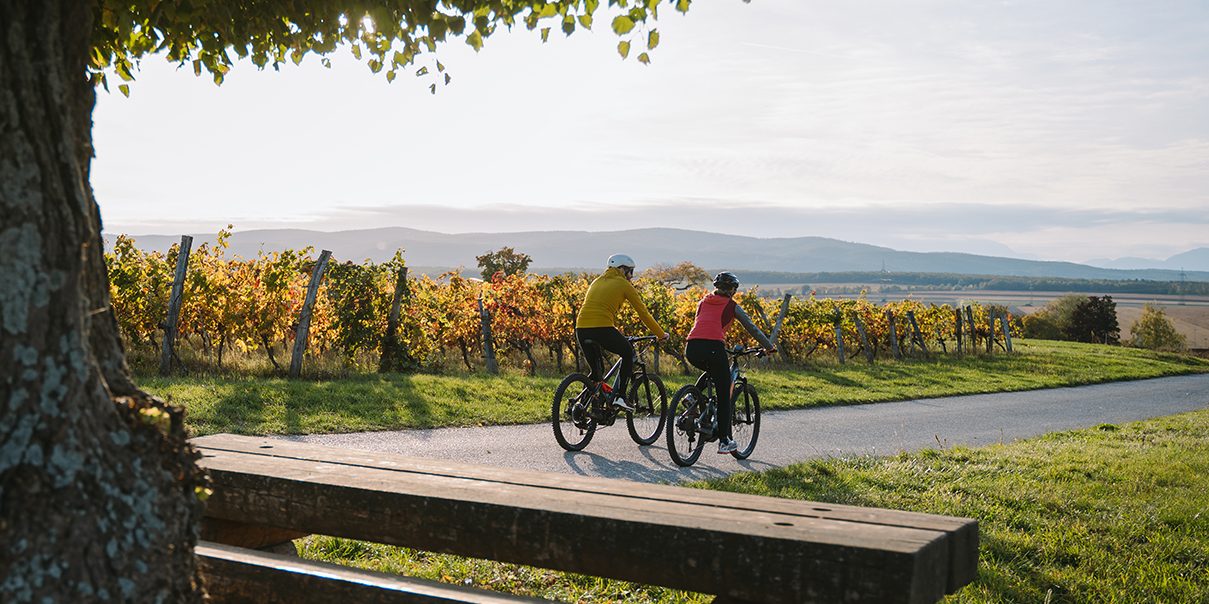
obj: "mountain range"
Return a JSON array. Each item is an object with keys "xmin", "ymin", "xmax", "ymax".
[
  {"xmin": 1086, "ymin": 248, "xmax": 1209, "ymax": 272},
  {"xmin": 104, "ymin": 227, "xmax": 1209, "ymax": 283}
]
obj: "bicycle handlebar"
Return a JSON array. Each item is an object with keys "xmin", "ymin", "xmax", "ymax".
[
  {"xmin": 627, "ymin": 335, "xmax": 660, "ymax": 343},
  {"xmin": 728, "ymin": 346, "xmax": 767, "ymax": 358}
]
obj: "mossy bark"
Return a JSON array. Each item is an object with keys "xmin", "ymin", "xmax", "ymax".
[{"xmin": 0, "ymin": 2, "xmax": 207, "ymax": 600}]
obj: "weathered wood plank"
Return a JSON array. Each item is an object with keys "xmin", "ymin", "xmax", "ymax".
[
  {"xmin": 197, "ymin": 541, "xmax": 542, "ymax": 603},
  {"xmin": 193, "ymin": 435, "xmax": 977, "ymax": 602}
]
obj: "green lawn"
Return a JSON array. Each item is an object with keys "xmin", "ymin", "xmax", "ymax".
[
  {"xmin": 140, "ymin": 340, "xmax": 1208, "ymax": 436},
  {"xmin": 299, "ymin": 408, "xmax": 1209, "ymax": 603}
]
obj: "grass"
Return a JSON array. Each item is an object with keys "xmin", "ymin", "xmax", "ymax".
[
  {"xmin": 297, "ymin": 408, "xmax": 1209, "ymax": 603},
  {"xmin": 140, "ymin": 339, "xmax": 1209, "ymax": 436}
]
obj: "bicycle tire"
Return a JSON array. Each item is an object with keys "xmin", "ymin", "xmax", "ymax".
[
  {"xmin": 626, "ymin": 373, "xmax": 667, "ymax": 446},
  {"xmin": 666, "ymin": 384, "xmax": 706, "ymax": 467},
  {"xmin": 552, "ymin": 373, "xmax": 596, "ymax": 451},
  {"xmin": 730, "ymin": 382, "xmax": 760, "ymax": 460}
]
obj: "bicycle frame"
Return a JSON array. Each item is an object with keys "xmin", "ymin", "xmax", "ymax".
[{"xmin": 584, "ymin": 335, "xmax": 657, "ymax": 393}]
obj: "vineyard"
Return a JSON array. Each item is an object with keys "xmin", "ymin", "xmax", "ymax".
[{"xmin": 106, "ymin": 232, "xmax": 1019, "ymax": 376}]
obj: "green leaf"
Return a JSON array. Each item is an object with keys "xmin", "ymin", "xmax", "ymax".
[
  {"xmin": 429, "ymin": 83, "xmax": 437, "ymax": 95},
  {"xmin": 611, "ymin": 15, "xmax": 635, "ymax": 35},
  {"xmin": 467, "ymin": 30, "xmax": 484, "ymax": 51},
  {"xmin": 416, "ymin": 65, "xmax": 429, "ymax": 76},
  {"xmin": 386, "ymin": 70, "xmax": 396, "ymax": 83},
  {"xmin": 368, "ymin": 59, "xmax": 382, "ymax": 73},
  {"xmin": 578, "ymin": 14, "xmax": 593, "ymax": 29},
  {"xmin": 617, "ymin": 40, "xmax": 631, "ymax": 59},
  {"xmin": 115, "ymin": 60, "xmax": 134, "ymax": 81},
  {"xmin": 351, "ymin": 44, "xmax": 362, "ymax": 60},
  {"xmin": 118, "ymin": 84, "xmax": 130, "ymax": 97},
  {"xmin": 586, "ymin": 0, "xmax": 600, "ymax": 14},
  {"xmin": 675, "ymin": 0, "xmax": 691, "ymax": 13},
  {"xmin": 541, "ymin": 27, "xmax": 551, "ymax": 42},
  {"xmin": 638, "ymin": 52, "xmax": 650, "ymax": 65},
  {"xmin": 437, "ymin": 60, "xmax": 446, "ymax": 72},
  {"xmin": 562, "ymin": 15, "xmax": 575, "ymax": 36},
  {"xmin": 648, "ymin": 30, "xmax": 660, "ymax": 50},
  {"xmin": 444, "ymin": 73, "xmax": 452, "ymax": 85}
]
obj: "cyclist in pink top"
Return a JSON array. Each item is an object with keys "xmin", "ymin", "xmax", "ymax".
[{"xmin": 686, "ymin": 272, "xmax": 776, "ymax": 454}]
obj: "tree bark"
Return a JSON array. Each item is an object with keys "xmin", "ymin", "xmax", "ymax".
[{"xmin": 0, "ymin": 2, "xmax": 207, "ymax": 601}]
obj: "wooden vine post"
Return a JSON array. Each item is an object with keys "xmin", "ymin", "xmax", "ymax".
[
  {"xmin": 955, "ymin": 308, "xmax": 964, "ymax": 355},
  {"xmin": 906, "ymin": 310, "xmax": 928, "ymax": 357},
  {"xmin": 1000, "ymin": 312, "xmax": 1014, "ymax": 352},
  {"xmin": 886, "ymin": 310, "xmax": 902, "ymax": 360},
  {"xmin": 986, "ymin": 310, "xmax": 995, "ymax": 354},
  {"xmin": 379, "ymin": 265, "xmax": 413, "ymax": 373},
  {"xmin": 833, "ymin": 310, "xmax": 846, "ymax": 365},
  {"xmin": 289, "ymin": 249, "xmax": 331, "ymax": 378},
  {"xmin": 964, "ymin": 306, "xmax": 977, "ymax": 352},
  {"xmin": 158, "ymin": 235, "xmax": 193, "ymax": 375},
  {"xmin": 772, "ymin": 293, "xmax": 792, "ymax": 362},
  {"xmin": 478, "ymin": 292, "xmax": 499, "ymax": 374},
  {"xmin": 853, "ymin": 314, "xmax": 875, "ymax": 364}
]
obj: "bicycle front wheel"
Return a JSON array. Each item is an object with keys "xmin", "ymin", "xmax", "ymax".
[
  {"xmin": 552, "ymin": 373, "xmax": 596, "ymax": 451},
  {"xmin": 666, "ymin": 384, "xmax": 706, "ymax": 467},
  {"xmin": 730, "ymin": 381, "xmax": 761, "ymax": 460},
  {"xmin": 626, "ymin": 373, "xmax": 667, "ymax": 446}
]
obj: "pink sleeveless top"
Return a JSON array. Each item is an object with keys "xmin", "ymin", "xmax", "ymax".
[{"xmin": 687, "ymin": 294, "xmax": 737, "ymax": 342}]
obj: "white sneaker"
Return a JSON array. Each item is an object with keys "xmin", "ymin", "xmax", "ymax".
[
  {"xmin": 611, "ymin": 397, "xmax": 635, "ymax": 412},
  {"xmin": 717, "ymin": 438, "xmax": 738, "ymax": 454}
]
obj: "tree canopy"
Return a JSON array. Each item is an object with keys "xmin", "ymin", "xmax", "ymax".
[
  {"xmin": 1127, "ymin": 304, "xmax": 1186, "ymax": 352},
  {"xmin": 90, "ymin": 0, "xmax": 717, "ymax": 95}
]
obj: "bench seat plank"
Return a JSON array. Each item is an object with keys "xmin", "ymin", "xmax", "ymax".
[
  {"xmin": 193, "ymin": 434, "xmax": 976, "ymax": 604},
  {"xmin": 197, "ymin": 541, "xmax": 544, "ymax": 603}
]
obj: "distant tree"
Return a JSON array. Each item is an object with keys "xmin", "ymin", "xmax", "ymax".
[
  {"xmin": 3, "ymin": 0, "xmax": 697, "ymax": 600},
  {"xmin": 1128, "ymin": 305, "xmax": 1186, "ymax": 351},
  {"xmin": 1021, "ymin": 313, "xmax": 1061, "ymax": 340},
  {"xmin": 477, "ymin": 246, "xmax": 533, "ymax": 281},
  {"xmin": 642, "ymin": 261, "xmax": 711, "ymax": 290},
  {"xmin": 1022, "ymin": 294, "xmax": 1084, "ymax": 340},
  {"xmin": 1067, "ymin": 295, "xmax": 1119, "ymax": 344}
]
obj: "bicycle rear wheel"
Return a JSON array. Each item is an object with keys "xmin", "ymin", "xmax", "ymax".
[
  {"xmin": 626, "ymin": 373, "xmax": 667, "ymax": 446},
  {"xmin": 666, "ymin": 384, "xmax": 706, "ymax": 467},
  {"xmin": 552, "ymin": 373, "xmax": 596, "ymax": 451},
  {"xmin": 730, "ymin": 382, "xmax": 760, "ymax": 460}
]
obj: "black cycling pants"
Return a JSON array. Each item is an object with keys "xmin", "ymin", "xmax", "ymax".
[
  {"xmin": 576, "ymin": 327, "xmax": 635, "ymax": 397},
  {"xmin": 686, "ymin": 339, "xmax": 732, "ymax": 440}
]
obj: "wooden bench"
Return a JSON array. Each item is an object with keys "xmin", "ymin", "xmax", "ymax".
[{"xmin": 193, "ymin": 434, "xmax": 978, "ymax": 603}]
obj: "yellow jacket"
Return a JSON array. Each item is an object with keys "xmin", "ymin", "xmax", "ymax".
[{"xmin": 576, "ymin": 268, "xmax": 666, "ymax": 338}]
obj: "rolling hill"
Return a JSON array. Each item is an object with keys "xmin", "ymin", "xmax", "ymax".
[{"xmin": 105, "ymin": 227, "xmax": 1209, "ymax": 283}]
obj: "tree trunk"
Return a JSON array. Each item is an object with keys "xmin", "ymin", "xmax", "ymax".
[
  {"xmin": 0, "ymin": 2, "xmax": 207, "ymax": 601},
  {"xmin": 262, "ymin": 335, "xmax": 282, "ymax": 371},
  {"xmin": 458, "ymin": 340, "xmax": 473, "ymax": 371}
]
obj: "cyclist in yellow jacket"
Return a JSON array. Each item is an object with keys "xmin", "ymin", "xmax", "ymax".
[{"xmin": 576, "ymin": 254, "xmax": 669, "ymax": 412}]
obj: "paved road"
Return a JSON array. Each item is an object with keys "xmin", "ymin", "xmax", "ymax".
[{"xmin": 282, "ymin": 373, "xmax": 1209, "ymax": 485}]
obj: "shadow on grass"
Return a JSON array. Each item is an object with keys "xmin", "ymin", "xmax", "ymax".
[{"xmin": 201, "ymin": 373, "xmax": 438, "ymax": 435}]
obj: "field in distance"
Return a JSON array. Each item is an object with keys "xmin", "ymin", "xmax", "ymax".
[{"xmin": 756, "ymin": 284, "xmax": 1209, "ymax": 348}]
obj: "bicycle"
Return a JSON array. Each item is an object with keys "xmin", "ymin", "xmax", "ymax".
[
  {"xmin": 665, "ymin": 345, "xmax": 764, "ymax": 466},
  {"xmin": 552, "ymin": 335, "xmax": 668, "ymax": 452}
]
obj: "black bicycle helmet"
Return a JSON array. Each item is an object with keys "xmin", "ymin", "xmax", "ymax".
[{"xmin": 713, "ymin": 271, "xmax": 739, "ymax": 290}]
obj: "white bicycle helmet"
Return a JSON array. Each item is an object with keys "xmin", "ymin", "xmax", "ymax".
[{"xmin": 606, "ymin": 254, "xmax": 636, "ymax": 270}]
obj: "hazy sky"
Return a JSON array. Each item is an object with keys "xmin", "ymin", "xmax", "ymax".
[{"xmin": 92, "ymin": 0, "xmax": 1209, "ymax": 263}]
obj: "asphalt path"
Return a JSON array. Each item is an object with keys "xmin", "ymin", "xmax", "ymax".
[{"xmin": 282, "ymin": 373, "xmax": 1209, "ymax": 485}]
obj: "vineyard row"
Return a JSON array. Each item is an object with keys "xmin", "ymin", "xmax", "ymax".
[{"xmin": 105, "ymin": 233, "xmax": 1019, "ymax": 376}]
